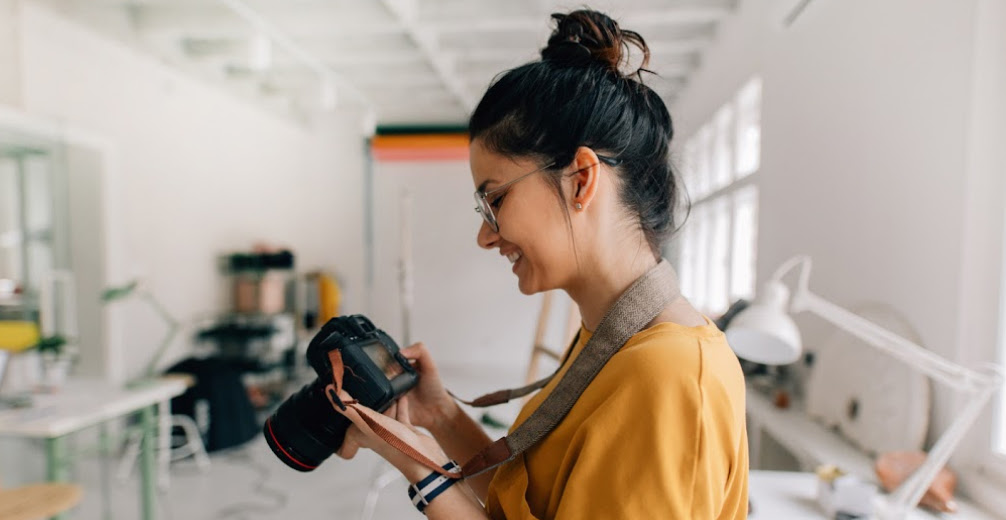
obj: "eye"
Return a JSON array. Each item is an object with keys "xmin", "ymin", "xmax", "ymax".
[{"xmin": 489, "ymin": 191, "xmax": 507, "ymax": 209}]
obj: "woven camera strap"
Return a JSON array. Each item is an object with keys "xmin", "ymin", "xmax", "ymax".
[{"xmin": 330, "ymin": 258, "xmax": 679, "ymax": 480}]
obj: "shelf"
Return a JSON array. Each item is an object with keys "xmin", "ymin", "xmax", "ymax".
[{"xmin": 747, "ymin": 386, "xmax": 876, "ymax": 479}]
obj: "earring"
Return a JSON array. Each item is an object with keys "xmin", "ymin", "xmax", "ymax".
[{"xmin": 575, "ymin": 203, "xmax": 583, "ymax": 210}]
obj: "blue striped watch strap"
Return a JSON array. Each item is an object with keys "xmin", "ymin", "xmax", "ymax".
[{"xmin": 407, "ymin": 461, "xmax": 461, "ymax": 514}]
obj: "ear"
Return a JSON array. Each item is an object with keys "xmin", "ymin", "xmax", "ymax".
[{"xmin": 568, "ymin": 146, "xmax": 602, "ymax": 211}]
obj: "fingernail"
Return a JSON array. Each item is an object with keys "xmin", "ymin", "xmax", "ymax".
[{"xmin": 328, "ymin": 388, "xmax": 347, "ymax": 411}]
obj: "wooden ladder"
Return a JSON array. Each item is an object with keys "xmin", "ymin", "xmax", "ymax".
[{"xmin": 524, "ymin": 291, "xmax": 581, "ymax": 387}]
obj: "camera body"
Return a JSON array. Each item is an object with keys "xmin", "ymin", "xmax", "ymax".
[{"xmin": 264, "ymin": 315, "xmax": 418, "ymax": 472}]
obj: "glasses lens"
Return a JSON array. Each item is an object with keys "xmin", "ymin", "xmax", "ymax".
[{"xmin": 474, "ymin": 192, "xmax": 498, "ymax": 232}]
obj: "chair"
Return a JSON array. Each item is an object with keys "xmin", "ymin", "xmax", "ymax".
[
  {"xmin": 0, "ymin": 482, "xmax": 82, "ymax": 520},
  {"xmin": 116, "ymin": 375, "xmax": 210, "ymax": 489}
]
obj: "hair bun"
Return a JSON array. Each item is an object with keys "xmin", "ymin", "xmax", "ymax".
[
  {"xmin": 541, "ymin": 10, "xmax": 650, "ymax": 79},
  {"xmin": 540, "ymin": 39, "xmax": 593, "ymax": 66}
]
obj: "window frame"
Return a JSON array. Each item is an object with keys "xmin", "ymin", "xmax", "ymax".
[
  {"xmin": 985, "ymin": 203, "xmax": 1006, "ymax": 479},
  {"xmin": 677, "ymin": 77, "xmax": 762, "ymax": 316}
]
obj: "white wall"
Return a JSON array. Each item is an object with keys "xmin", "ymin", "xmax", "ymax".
[
  {"xmin": 369, "ymin": 159, "xmax": 567, "ymax": 397},
  {"xmin": 672, "ymin": 0, "xmax": 1005, "ymax": 486},
  {"xmin": 7, "ymin": 1, "xmax": 369, "ymax": 382},
  {"xmin": 0, "ymin": 0, "xmax": 23, "ymax": 106}
]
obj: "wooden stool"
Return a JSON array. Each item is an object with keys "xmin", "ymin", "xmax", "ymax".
[{"xmin": 0, "ymin": 483, "xmax": 82, "ymax": 520}]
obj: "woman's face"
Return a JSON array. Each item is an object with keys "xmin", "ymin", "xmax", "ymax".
[{"xmin": 470, "ymin": 140, "xmax": 577, "ymax": 295}]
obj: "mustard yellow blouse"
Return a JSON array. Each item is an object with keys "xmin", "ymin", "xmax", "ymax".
[{"xmin": 485, "ymin": 317, "xmax": 749, "ymax": 519}]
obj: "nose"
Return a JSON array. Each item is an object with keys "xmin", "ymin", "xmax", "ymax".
[{"xmin": 477, "ymin": 219, "xmax": 499, "ymax": 250}]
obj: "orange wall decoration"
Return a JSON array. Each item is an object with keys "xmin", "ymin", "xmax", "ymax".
[{"xmin": 370, "ymin": 133, "xmax": 470, "ymax": 162}]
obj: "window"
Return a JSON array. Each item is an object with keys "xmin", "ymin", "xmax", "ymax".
[
  {"xmin": 677, "ymin": 77, "xmax": 762, "ymax": 316},
  {"xmin": 730, "ymin": 186, "xmax": 759, "ymax": 301},
  {"xmin": 735, "ymin": 78, "xmax": 762, "ymax": 178}
]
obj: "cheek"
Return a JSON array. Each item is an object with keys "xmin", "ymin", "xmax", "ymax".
[
  {"xmin": 502, "ymin": 196, "xmax": 566, "ymax": 252},
  {"xmin": 509, "ymin": 204, "xmax": 574, "ymax": 283}
]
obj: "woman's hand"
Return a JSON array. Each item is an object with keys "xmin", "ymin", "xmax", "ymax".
[
  {"xmin": 327, "ymin": 385, "xmax": 451, "ymax": 483},
  {"xmin": 399, "ymin": 343, "xmax": 461, "ymax": 431}
]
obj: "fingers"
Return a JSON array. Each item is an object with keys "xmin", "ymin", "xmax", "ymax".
[
  {"xmin": 397, "ymin": 395, "xmax": 412, "ymax": 425},
  {"xmin": 325, "ymin": 384, "xmax": 349, "ymax": 412},
  {"xmin": 326, "ymin": 384, "xmax": 401, "ymax": 437},
  {"xmin": 336, "ymin": 426, "xmax": 361, "ymax": 459},
  {"xmin": 401, "ymin": 342, "xmax": 431, "ymax": 365},
  {"xmin": 401, "ymin": 342, "xmax": 426, "ymax": 356}
]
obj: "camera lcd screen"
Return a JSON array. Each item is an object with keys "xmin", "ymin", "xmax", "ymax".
[{"xmin": 362, "ymin": 341, "xmax": 404, "ymax": 379}]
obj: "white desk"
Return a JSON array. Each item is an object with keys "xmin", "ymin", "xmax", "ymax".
[
  {"xmin": 747, "ymin": 389, "xmax": 999, "ymax": 519},
  {"xmin": 0, "ymin": 378, "xmax": 188, "ymax": 520},
  {"xmin": 750, "ymin": 471, "xmax": 999, "ymax": 519}
]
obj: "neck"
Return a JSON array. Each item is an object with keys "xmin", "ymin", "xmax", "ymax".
[{"xmin": 566, "ymin": 248, "xmax": 660, "ymax": 332}]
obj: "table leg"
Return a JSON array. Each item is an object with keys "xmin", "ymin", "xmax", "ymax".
[
  {"xmin": 157, "ymin": 399, "xmax": 171, "ymax": 490},
  {"xmin": 139, "ymin": 405, "xmax": 158, "ymax": 520},
  {"xmin": 747, "ymin": 413, "xmax": 763, "ymax": 469},
  {"xmin": 46, "ymin": 435, "xmax": 69, "ymax": 520},
  {"xmin": 99, "ymin": 423, "xmax": 113, "ymax": 520}
]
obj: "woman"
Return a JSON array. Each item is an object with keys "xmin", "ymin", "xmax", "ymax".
[{"xmin": 330, "ymin": 9, "xmax": 749, "ymax": 519}]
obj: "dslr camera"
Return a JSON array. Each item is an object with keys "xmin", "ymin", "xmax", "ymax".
[{"xmin": 264, "ymin": 315, "xmax": 418, "ymax": 472}]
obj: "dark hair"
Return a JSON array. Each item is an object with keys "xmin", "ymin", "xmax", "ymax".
[{"xmin": 469, "ymin": 9, "xmax": 686, "ymax": 257}]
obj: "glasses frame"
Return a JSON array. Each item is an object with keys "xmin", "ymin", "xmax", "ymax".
[{"xmin": 474, "ymin": 154, "xmax": 620, "ymax": 233}]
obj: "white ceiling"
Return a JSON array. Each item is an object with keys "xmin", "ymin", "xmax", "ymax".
[{"xmin": 41, "ymin": 0, "xmax": 737, "ymax": 127}]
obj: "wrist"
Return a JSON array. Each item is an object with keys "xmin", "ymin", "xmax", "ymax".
[
  {"xmin": 399, "ymin": 457, "xmax": 440, "ymax": 484},
  {"xmin": 407, "ymin": 461, "xmax": 462, "ymax": 514},
  {"xmin": 428, "ymin": 399, "xmax": 464, "ymax": 436},
  {"xmin": 389, "ymin": 444, "xmax": 452, "ymax": 484}
]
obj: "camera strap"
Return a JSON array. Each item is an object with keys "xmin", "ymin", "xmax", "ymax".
[
  {"xmin": 328, "ymin": 349, "xmax": 467, "ymax": 478},
  {"xmin": 457, "ymin": 258, "xmax": 679, "ymax": 477},
  {"xmin": 330, "ymin": 258, "xmax": 679, "ymax": 481}
]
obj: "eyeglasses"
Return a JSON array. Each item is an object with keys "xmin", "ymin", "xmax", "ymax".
[{"xmin": 474, "ymin": 154, "xmax": 620, "ymax": 233}]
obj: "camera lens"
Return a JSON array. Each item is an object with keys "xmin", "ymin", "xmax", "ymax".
[{"xmin": 263, "ymin": 379, "xmax": 350, "ymax": 472}]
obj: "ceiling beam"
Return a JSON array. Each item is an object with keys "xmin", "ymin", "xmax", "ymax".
[
  {"xmin": 378, "ymin": 0, "xmax": 475, "ymax": 112},
  {"xmin": 213, "ymin": 0, "xmax": 374, "ymax": 111},
  {"xmin": 430, "ymin": 7, "xmax": 729, "ymax": 34},
  {"xmin": 132, "ymin": 5, "xmax": 729, "ymax": 40}
]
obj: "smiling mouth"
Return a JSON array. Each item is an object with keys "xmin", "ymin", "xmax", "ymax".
[{"xmin": 506, "ymin": 251, "xmax": 522, "ymax": 264}]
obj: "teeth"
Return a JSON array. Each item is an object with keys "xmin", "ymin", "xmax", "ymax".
[{"xmin": 507, "ymin": 252, "xmax": 522, "ymax": 264}]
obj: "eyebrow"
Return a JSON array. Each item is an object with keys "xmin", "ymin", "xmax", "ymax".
[{"xmin": 477, "ymin": 179, "xmax": 495, "ymax": 193}]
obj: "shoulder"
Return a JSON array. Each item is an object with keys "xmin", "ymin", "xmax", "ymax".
[
  {"xmin": 609, "ymin": 321, "xmax": 722, "ymax": 375},
  {"xmin": 595, "ymin": 321, "xmax": 740, "ymax": 403}
]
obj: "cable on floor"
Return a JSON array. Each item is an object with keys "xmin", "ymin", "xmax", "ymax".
[{"xmin": 211, "ymin": 448, "xmax": 289, "ymax": 520}]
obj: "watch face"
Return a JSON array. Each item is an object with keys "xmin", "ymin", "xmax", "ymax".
[{"xmin": 361, "ymin": 341, "xmax": 404, "ymax": 380}]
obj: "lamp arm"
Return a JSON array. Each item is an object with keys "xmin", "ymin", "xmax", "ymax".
[
  {"xmin": 140, "ymin": 291, "xmax": 180, "ymax": 330},
  {"xmin": 769, "ymin": 255, "xmax": 815, "ymax": 315},
  {"xmin": 795, "ymin": 290, "xmax": 996, "ymax": 391},
  {"xmin": 794, "ymin": 289, "xmax": 1003, "ymax": 518},
  {"xmin": 140, "ymin": 292, "xmax": 180, "ymax": 378},
  {"xmin": 881, "ymin": 377, "xmax": 1000, "ymax": 518},
  {"xmin": 770, "ymin": 255, "xmax": 813, "ymax": 287}
]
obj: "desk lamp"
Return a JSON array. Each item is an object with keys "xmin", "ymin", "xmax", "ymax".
[
  {"xmin": 101, "ymin": 281, "xmax": 179, "ymax": 384},
  {"xmin": 725, "ymin": 255, "xmax": 1002, "ymax": 519}
]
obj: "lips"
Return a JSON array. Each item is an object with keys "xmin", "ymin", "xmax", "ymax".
[{"xmin": 506, "ymin": 251, "xmax": 522, "ymax": 264}]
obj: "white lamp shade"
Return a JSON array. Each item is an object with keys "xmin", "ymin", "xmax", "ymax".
[{"xmin": 725, "ymin": 281, "xmax": 803, "ymax": 365}]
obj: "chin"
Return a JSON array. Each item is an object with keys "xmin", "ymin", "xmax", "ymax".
[
  {"xmin": 517, "ymin": 276, "xmax": 536, "ymax": 295},
  {"xmin": 516, "ymin": 270, "xmax": 557, "ymax": 296}
]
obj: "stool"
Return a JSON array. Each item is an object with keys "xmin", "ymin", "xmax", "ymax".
[{"xmin": 0, "ymin": 483, "xmax": 82, "ymax": 520}]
